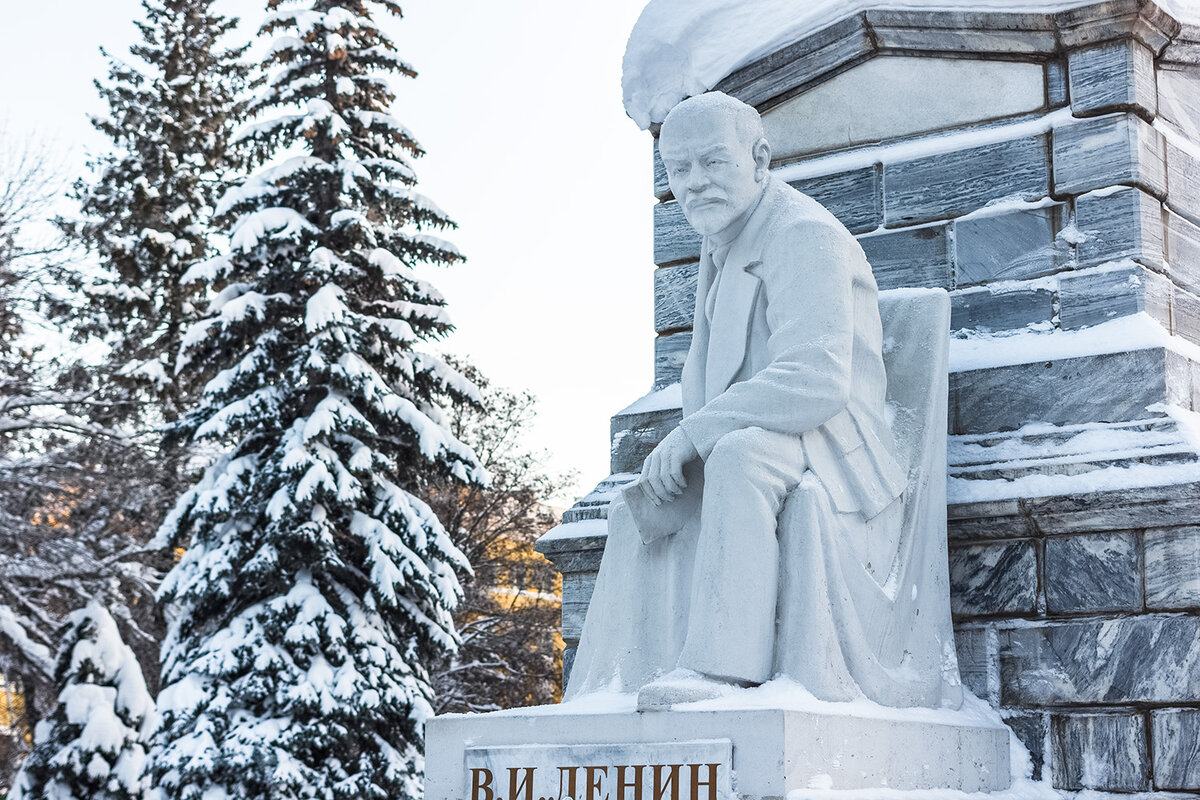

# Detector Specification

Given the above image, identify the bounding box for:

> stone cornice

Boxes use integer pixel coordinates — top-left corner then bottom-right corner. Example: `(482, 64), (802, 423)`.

(711, 0), (1194, 115)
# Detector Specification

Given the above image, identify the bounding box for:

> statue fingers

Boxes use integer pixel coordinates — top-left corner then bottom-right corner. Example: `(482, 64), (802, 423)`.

(662, 465), (686, 497)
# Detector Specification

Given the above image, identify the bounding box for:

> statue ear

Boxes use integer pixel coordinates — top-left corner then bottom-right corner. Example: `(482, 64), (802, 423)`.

(753, 137), (771, 181)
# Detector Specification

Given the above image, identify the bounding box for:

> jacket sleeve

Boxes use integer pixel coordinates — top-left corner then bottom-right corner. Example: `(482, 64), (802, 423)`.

(679, 219), (858, 459)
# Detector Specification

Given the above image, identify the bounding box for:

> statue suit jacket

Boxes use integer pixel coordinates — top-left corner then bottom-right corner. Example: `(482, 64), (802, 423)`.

(676, 176), (906, 520)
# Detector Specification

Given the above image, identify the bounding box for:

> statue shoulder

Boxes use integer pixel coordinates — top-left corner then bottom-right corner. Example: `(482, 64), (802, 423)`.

(775, 182), (855, 238)
(759, 183), (863, 265)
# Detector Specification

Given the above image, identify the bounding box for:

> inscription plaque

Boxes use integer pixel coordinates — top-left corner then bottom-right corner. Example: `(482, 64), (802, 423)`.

(464, 740), (734, 800)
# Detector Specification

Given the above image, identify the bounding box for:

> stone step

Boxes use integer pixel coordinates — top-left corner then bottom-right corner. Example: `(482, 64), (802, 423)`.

(950, 447), (1200, 481)
(948, 413), (1200, 484)
(949, 346), (1195, 435)
(559, 474), (636, 524)
(950, 416), (1177, 461)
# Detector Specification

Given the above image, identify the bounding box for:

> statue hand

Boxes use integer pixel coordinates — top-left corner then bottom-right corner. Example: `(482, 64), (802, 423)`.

(639, 427), (699, 506)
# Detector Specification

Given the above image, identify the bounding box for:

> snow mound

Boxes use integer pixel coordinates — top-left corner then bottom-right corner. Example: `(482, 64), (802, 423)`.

(622, 0), (1200, 129)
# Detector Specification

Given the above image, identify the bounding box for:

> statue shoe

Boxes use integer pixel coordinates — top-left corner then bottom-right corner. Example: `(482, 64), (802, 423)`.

(636, 668), (740, 711)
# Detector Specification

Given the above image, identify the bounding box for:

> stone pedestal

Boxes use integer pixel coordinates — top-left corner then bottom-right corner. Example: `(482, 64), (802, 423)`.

(426, 696), (1013, 800)
(539, 1), (1200, 791)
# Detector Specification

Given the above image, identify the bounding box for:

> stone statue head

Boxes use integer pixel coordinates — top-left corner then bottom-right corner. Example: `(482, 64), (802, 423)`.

(659, 92), (771, 242)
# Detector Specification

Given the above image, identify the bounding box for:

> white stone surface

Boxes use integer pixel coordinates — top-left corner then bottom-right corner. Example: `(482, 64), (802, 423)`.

(762, 57), (1046, 162)
(426, 704), (1012, 799)
(567, 95), (959, 712)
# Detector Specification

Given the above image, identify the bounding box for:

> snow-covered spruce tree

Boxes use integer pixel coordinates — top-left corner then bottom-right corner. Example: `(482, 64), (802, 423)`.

(66, 0), (250, 428)
(152, 2), (484, 798)
(9, 601), (154, 800)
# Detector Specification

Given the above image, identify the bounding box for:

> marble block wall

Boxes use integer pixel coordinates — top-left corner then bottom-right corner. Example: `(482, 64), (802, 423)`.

(538, 1), (1200, 793)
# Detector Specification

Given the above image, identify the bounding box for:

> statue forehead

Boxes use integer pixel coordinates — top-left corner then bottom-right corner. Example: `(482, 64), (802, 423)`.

(659, 106), (744, 153)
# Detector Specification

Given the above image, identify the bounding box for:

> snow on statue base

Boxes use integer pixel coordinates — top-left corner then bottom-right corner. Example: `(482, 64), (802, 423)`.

(424, 689), (1013, 800)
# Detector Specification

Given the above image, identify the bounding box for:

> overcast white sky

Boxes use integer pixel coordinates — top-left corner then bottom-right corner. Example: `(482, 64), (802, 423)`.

(0, 0), (655, 503)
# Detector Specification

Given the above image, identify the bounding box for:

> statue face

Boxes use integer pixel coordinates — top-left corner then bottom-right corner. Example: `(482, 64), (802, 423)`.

(659, 111), (766, 240)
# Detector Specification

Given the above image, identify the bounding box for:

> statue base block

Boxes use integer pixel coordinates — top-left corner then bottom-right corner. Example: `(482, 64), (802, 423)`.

(425, 694), (1013, 800)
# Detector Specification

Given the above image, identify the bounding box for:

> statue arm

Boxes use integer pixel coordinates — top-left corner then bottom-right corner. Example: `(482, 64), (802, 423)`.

(679, 221), (856, 459)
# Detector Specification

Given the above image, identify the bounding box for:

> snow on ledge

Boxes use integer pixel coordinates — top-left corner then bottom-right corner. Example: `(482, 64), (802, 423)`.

(949, 311), (1200, 373)
(622, 0), (1200, 130)
(618, 383), (682, 416)
(538, 516), (609, 544)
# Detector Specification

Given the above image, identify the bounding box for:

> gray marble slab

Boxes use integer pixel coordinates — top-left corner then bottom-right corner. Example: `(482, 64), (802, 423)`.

(609, 406), (683, 475)
(951, 481), (1200, 540)
(715, 15), (874, 112)
(1052, 113), (1167, 198)
(654, 262), (698, 334)
(1055, 0), (1178, 53)
(1190, 356), (1200, 411)
(1074, 186), (1164, 271)
(1000, 615), (1200, 705)
(1145, 526), (1200, 610)
(949, 512), (1034, 543)
(872, 26), (1057, 56)
(951, 287), (1054, 333)
(1050, 713), (1149, 791)
(954, 205), (1066, 285)
(1172, 283), (1200, 345)
(561, 572), (598, 642)
(863, 9), (1057, 55)
(884, 135), (1050, 227)
(789, 166), (882, 235)
(1043, 532), (1141, 613)
(1057, 264), (1171, 329)
(537, 538), (606, 576)
(653, 139), (670, 201)
(1167, 140), (1200, 228)
(953, 628), (992, 699)
(949, 348), (1169, 434)
(1152, 709), (1200, 790)
(948, 541), (1039, 618)
(654, 331), (690, 389)
(1166, 210), (1200, 296)
(654, 201), (702, 266)
(858, 224), (953, 291)
(1047, 59), (1069, 108)
(562, 647), (576, 685)
(1163, 24), (1200, 65)
(1068, 40), (1157, 119)
(1158, 64), (1200, 143)
(1003, 714), (1047, 782)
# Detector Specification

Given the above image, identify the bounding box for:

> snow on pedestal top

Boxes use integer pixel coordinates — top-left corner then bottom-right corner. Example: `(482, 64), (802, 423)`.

(622, 0), (1200, 130)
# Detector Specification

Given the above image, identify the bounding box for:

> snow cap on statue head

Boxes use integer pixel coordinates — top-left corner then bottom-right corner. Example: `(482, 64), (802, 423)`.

(660, 91), (766, 159)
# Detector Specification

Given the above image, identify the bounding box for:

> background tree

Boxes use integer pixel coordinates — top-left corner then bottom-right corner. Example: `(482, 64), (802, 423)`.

(62, 0), (251, 432)
(1, 5), (250, 773)
(429, 367), (569, 713)
(151, 2), (484, 798)
(0, 130), (165, 791)
(9, 601), (154, 800)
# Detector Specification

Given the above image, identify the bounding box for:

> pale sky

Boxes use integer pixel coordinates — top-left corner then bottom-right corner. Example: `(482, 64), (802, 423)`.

(0, 0), (655, 503)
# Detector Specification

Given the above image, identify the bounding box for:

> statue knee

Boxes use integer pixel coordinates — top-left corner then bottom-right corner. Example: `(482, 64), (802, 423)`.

(704, 428), (769, 481)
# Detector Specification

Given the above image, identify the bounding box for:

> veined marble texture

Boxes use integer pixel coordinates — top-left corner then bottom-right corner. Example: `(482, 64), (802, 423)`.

(1001, 615), (1200, 705)
(1043, 533), (1141, 614)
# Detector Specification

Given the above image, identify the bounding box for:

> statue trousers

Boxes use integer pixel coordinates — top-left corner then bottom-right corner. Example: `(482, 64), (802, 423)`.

(676, 425), (808, 684)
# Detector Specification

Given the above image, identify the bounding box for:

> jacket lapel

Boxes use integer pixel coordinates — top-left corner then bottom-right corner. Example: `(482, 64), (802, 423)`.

(704, 262), (762, 400)
(682, 247), (715, 417)
(701, 179), (780, 401)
